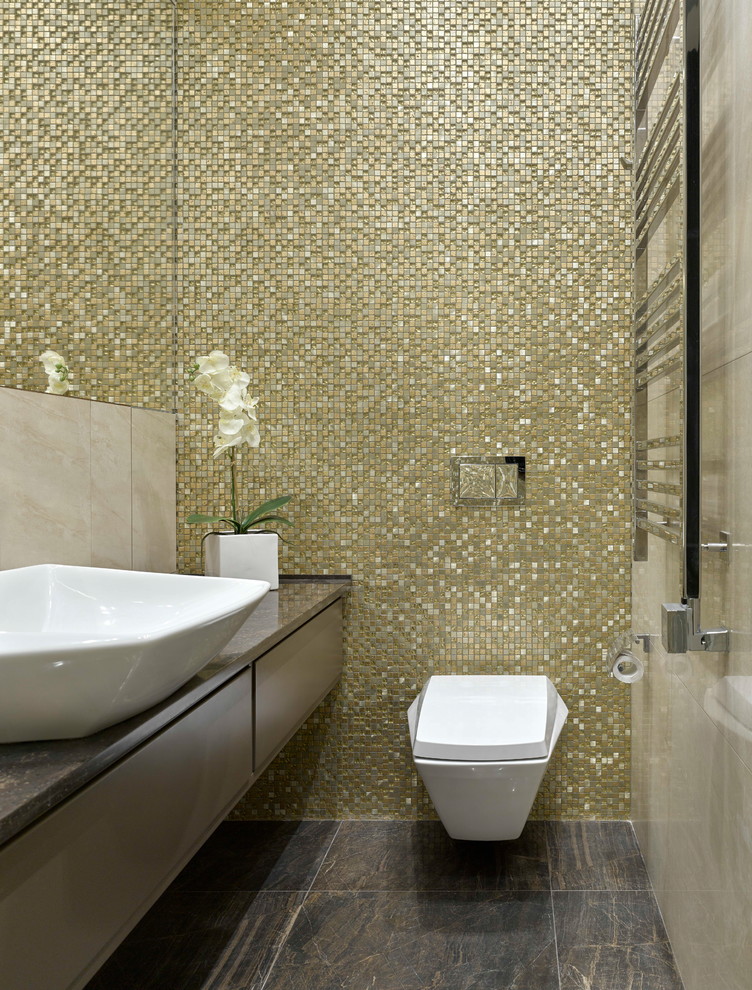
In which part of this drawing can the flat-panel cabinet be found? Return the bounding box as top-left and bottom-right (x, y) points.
(0, 669), (253, 990)
(0, 594), (345, 990)
(255, 600), (343, 773)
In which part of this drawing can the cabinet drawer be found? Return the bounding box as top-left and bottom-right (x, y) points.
(255, 600), (343, 773)
(0, 669), (253, 990)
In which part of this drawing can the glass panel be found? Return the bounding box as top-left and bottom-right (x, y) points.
(1, 2), (175, 410)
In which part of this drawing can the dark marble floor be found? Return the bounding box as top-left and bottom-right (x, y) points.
(85, 820), (684, 990)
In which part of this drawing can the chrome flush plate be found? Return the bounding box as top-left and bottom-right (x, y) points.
(450, 455), (526, 506)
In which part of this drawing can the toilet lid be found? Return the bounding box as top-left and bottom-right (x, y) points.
(413, 675), (558, 761)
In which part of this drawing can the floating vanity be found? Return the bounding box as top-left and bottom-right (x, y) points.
(0, 577), (349, 990)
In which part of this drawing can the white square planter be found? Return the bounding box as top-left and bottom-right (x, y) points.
(204, 532), (279, 589)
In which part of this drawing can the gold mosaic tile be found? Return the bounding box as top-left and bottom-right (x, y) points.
(2, 0), (634, 821)
(1, 1), (174, 409)
(178, 0), (634, 821)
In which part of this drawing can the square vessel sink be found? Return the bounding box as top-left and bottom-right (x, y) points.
(0, 564), (269, 743)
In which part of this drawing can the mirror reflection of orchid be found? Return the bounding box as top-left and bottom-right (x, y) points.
(39, 350), (71, 394)
(186, 350), (292, 535)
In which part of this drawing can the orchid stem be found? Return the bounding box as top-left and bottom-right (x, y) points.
(229, 448), (238, 529)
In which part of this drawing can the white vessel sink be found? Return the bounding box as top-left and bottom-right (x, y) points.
(0, 564), (269, 743)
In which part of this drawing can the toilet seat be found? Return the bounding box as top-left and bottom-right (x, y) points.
(411, 675), (560, 762)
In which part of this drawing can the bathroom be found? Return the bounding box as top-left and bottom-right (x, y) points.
(1, 0), (750, 987)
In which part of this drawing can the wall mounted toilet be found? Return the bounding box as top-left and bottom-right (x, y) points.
(408, 675), (568, 841)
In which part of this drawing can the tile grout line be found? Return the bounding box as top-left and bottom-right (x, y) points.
(304, 821), (343, 896)
(557, 888), (675, 896)
(255, 896), (306, 990)
(257, 822), (343, 990)
(546, 824), (563, 990)
(550, 887), (563, 990)
(308, 887), (550, 895)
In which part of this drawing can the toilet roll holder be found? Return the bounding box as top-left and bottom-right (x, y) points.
(611, 651), (644, 683)
(607, 632), (646, 683)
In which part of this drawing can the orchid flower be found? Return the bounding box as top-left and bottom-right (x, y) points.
(39, 350), (71, 394)
(187, 350), (291, 535)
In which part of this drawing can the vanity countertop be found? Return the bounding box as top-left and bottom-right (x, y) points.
(0, 577), (351, 846)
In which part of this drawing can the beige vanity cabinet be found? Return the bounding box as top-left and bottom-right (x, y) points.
(254, 599), (343, 774)
(0, 596), (344, 990)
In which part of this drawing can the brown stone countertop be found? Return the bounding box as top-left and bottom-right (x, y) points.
(0, 577), (351, 846)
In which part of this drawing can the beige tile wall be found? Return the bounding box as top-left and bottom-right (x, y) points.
(631, 1), (752, 987)
(177, 1), (635, 820)
(0, 388), (176, 574)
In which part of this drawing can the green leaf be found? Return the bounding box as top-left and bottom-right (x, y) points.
(239, 496), (292, 530)
(238, 514), (292, 533)
(187, 513), (239, 530)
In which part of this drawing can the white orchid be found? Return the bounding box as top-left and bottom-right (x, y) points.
(39, 350), (71, 394)
(196, 350), (230, 377)
(190, 353), (260, 458)
(192, 372), (228, 403)
(213, 408), (261, 456)
(218, 381), (252, 414)
(194, 352), (251, 395)
(187, 350), (291, 535)
(46, 377), (69, 395)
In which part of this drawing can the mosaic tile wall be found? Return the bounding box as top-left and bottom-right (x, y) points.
(176, 0), (634, 820)
(1, 1), (175, 409)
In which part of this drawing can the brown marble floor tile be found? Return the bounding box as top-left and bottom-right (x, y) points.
(81, 821), (686, 990)
(263, 889), (559, 990)
(547, 822), (651, 890)
(174, 820), (339, 892)
(83, 889), (302, 990)
(312, 819), (550, 891)
(554, 890), (684, 990)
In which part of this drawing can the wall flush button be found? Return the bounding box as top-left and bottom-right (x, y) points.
(459, 463), (496, 500)
(451, 455), (525, 506)
(496, 463), (518, 499)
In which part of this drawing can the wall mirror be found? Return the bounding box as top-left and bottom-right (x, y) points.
(2, 2), (176, 411)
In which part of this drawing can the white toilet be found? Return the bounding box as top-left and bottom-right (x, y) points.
(408, 674), (568, 841)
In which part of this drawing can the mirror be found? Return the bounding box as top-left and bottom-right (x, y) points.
(2, 2), (176, 410)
